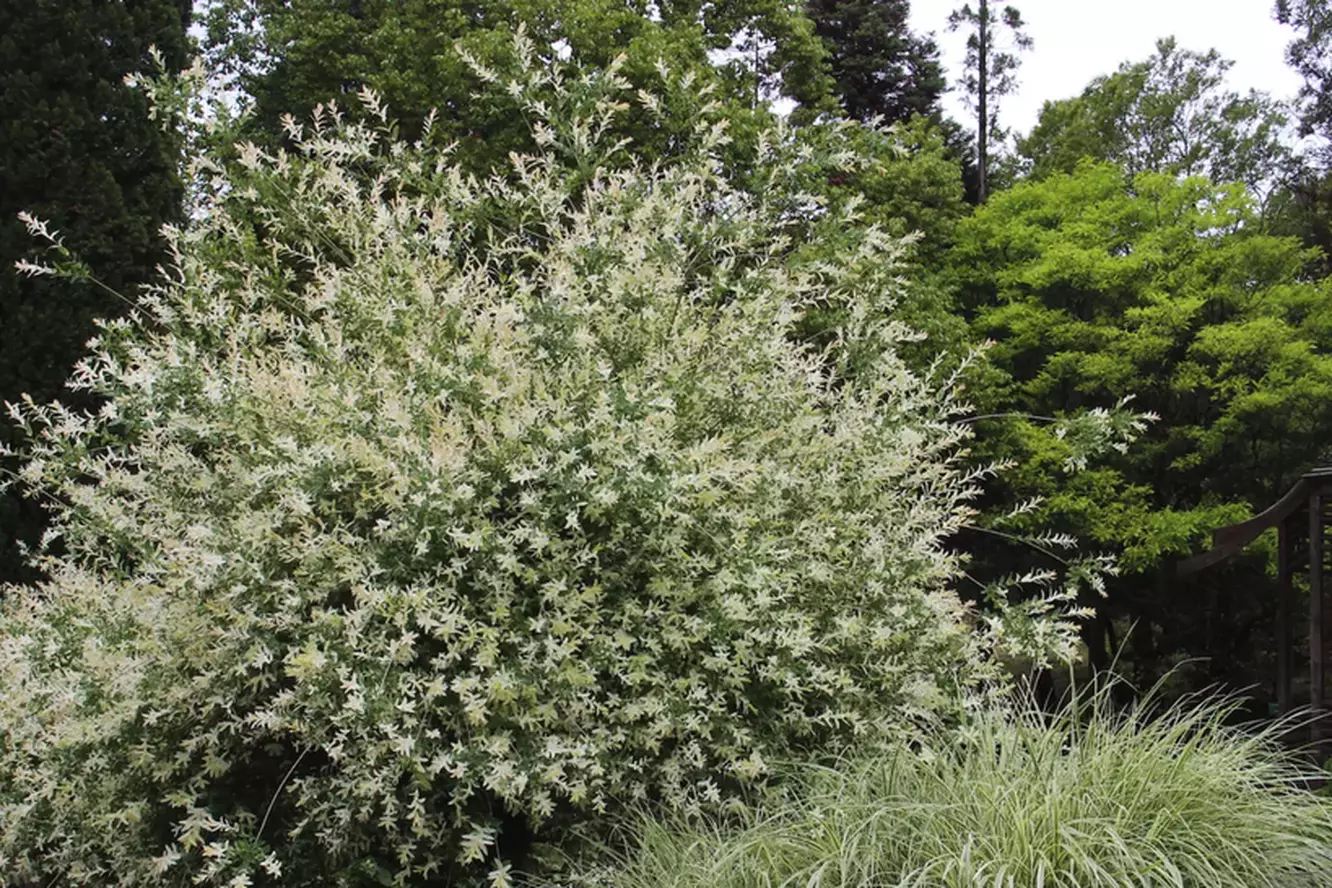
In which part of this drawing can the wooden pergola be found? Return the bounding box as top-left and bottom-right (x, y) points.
(1178, 467), (1332, 719)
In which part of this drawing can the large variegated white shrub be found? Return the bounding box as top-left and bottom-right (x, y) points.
(0, 55), (1075, 887)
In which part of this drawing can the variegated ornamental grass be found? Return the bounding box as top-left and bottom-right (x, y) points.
(0, 55), (1079, 887)
(590, 682), (1332, 888)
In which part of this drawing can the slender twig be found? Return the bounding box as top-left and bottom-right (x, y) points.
(958, 413), (1059, 426)
(0, 465), (68, 508)
(966, 524), (1069, 566)
(256, 746), (310, 842)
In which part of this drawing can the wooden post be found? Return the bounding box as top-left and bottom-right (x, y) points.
(1311, 491), (1324, 737)
(1278, 517), (1293, 714)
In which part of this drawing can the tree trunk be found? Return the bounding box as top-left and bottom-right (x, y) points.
(978, 0), (989, 203)
(1083, 609), (1110, 673)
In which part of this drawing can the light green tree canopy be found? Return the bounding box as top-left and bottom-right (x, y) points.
(951, 160), (1332, 669)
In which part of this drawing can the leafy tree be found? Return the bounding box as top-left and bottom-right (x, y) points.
(947, 0), (1032, 202)
(1277, 0), (1332, 149)
(1272, 1), (1332, 272)
(1019, 38), (1293, 203)
(0, 0), (191, 583)
(0, 52), (1083, 886)
(951, 161), (1332, 682)
(805, 0), (946, 124)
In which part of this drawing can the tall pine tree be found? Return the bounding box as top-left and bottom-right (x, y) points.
(805, 0), (945, 123)
(949, 0), (1031, 202)
(0, 0), (191, 583)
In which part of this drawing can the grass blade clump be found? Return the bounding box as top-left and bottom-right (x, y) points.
(595, 681), (1332, 888)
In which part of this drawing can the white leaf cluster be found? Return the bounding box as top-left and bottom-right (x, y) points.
(0, 61), (1060, 887)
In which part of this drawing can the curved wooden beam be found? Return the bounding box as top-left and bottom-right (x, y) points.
(1211, 478), (1311, 549)
(1177, 469), (1332, 578)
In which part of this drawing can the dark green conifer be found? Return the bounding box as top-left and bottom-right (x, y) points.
(0, 0), (191, 582)
(805, 0), (946, 123)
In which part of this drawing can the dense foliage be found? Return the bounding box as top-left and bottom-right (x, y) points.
(592, 680), (1332, 888)
(0, 0), (191, 584)
(794, 116), (969, 261)
(201, 0), (838, 157)
(778, 116), (972, 372)
(0, 56), (1080, 886)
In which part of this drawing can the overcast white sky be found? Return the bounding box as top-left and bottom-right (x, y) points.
(909, 0), (1305, 137)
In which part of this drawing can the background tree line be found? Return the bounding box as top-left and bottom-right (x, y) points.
(8, 0), (1332, 706)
